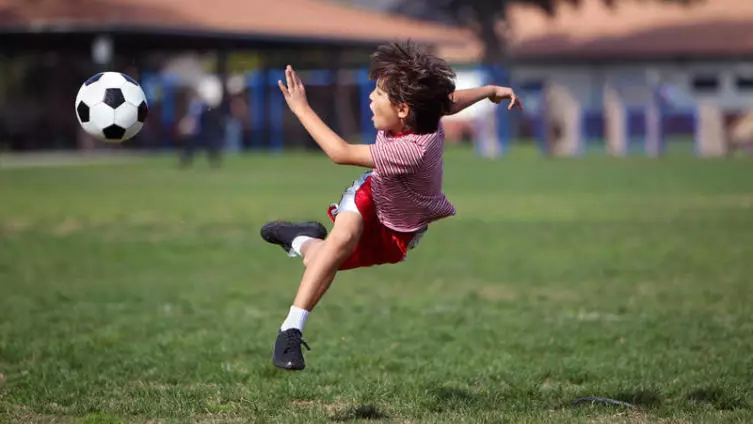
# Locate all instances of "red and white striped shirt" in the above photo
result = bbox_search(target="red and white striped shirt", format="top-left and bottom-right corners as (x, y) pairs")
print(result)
(368, 126), (456, 233)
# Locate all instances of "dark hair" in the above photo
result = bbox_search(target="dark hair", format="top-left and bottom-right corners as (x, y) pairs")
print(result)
(369, 41), (456, 134)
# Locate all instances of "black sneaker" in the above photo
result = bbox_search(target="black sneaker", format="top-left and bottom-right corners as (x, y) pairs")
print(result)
(260, 221), (327, 255)
(272, 329), (310, 370)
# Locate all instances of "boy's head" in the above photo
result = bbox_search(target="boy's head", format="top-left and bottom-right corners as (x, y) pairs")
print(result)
(368, 41), (456, 135)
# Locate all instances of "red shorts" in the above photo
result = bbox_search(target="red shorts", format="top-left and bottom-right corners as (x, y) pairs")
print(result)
(327, 173), (422, 271)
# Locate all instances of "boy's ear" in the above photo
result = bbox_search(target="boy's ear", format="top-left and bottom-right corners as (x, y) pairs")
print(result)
(396, 103), (410, 119)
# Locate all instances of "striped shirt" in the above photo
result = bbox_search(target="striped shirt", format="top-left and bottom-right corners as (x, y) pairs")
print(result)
(368, 126), (456, 233)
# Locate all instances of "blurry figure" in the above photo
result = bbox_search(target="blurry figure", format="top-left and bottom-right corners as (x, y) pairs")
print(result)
(225, 93), (249, 153)
(178, 76), (225, 168)
(728, 109), (753, 155)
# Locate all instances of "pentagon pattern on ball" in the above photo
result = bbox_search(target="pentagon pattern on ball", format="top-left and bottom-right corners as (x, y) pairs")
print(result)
(120, 82), (145, 106)
(84, 72), (104, 86)
(120, 73), (139, 85)
(76, 102), (90, 123)
(103, 88), (126, 109)
(137, 101), (149, 122)
(75, 71), (149, 143)
(103, 124), (127, 140)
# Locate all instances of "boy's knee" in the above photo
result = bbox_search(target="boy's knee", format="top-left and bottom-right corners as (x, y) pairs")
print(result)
(325, 211), (363, 259)
(326, 231), (359, 255)
(302, 254), (312, 268)
(302, 250), (320, 268)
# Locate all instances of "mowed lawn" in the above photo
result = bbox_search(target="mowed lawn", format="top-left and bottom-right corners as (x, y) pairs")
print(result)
(1, 147), (752, 423)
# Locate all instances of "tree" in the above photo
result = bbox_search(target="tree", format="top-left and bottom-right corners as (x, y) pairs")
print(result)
(389, 0), (701, 65)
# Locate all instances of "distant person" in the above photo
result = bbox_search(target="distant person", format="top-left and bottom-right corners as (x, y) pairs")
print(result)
(729, 109), (753, 155)
(179, 77), (225, 168)
(259, 41), (523, 371)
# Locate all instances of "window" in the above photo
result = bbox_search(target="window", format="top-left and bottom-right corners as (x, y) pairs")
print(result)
(691, 75), (719, 93)
(735, 75), (753, 90)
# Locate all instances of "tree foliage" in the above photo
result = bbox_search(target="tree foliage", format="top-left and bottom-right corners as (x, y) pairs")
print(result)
(390, 0), (701, 63)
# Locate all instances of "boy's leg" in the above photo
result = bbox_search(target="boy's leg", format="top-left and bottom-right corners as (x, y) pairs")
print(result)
(272, 212), (363, 371)
(179, 135), (197, 167)
(299, 238), (324, 268)
(292, 211), (362, 311)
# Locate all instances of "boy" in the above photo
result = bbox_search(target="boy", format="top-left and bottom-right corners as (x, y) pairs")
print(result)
(262, 41), (522, 371)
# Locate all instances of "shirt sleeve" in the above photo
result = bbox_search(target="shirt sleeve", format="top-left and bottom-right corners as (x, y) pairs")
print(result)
(369, 140), (424, 176)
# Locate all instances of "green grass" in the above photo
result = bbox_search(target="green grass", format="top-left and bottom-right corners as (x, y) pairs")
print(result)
(1, 146), (753, 423)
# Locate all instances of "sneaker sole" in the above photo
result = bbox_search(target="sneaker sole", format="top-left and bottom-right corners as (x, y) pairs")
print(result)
(260, 221), (328, 245)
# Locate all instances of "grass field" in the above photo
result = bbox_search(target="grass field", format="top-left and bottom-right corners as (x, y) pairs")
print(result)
(1, 147), (753, 423)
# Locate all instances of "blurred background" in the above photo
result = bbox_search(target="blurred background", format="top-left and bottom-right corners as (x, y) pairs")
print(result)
(2, 0), (752, 160)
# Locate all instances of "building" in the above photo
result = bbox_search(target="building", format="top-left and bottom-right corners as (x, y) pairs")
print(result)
(0, 0), (474, 151)
(431, 0), (753, 154)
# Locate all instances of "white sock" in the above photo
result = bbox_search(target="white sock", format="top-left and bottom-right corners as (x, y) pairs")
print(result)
(280, 305), (310, 332)
(290, 235), (314, 257)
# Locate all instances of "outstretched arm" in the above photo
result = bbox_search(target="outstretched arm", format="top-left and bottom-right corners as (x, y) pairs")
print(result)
(448, 85), (523, 115)
(278, 65), (373, 168)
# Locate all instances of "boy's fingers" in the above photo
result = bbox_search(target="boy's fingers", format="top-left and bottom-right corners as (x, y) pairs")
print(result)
(508, 96), (522, 110)
(285, 67), (296, 90)
(278, 80), (288, 95)
(291, 65), (302, 89)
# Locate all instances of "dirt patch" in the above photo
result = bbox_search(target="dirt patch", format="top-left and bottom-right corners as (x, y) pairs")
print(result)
(2, 219), (30, 236)
(51, 220), (83, 236)
(531, 287), (578, 302)
(478, 285), (517, 301)
(291, 398), (349, 415)
(185, 414), (248, 424)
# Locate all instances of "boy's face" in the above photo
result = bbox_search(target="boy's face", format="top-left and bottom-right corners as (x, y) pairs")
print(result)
(369, 80), (409, 133)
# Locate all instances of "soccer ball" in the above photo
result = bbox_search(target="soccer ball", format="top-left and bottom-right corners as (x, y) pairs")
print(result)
(75, 72), (149, 143)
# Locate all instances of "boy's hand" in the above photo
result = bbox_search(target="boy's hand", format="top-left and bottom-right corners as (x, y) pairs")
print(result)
(278, 65), (310, 116)
(489, 86), (523, 110)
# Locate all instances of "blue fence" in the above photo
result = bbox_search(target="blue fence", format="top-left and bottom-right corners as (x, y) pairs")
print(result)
(140, 67), (699, 156)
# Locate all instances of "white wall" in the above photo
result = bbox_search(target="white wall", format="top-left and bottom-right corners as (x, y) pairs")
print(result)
(512, 61), (753, 111)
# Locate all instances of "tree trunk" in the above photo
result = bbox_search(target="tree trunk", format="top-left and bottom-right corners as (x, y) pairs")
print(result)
(475, 9), (510, 157)
(478, 5), (508, 66)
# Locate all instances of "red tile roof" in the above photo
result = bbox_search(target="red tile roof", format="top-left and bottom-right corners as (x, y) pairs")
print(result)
(509, 0), (753, 60)
(5, 0), (744, 63)
(437, 0), (753, 63)
(0, 0), (475, 47)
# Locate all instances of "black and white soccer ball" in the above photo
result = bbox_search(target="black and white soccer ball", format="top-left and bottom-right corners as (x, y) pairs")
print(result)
(75, 72), (149, 143)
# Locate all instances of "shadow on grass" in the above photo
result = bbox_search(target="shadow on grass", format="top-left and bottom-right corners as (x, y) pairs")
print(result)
(686, 386), (748, 411)
(328, 384), (744, 421)
(331, 404), (388, 421)
(567, 388), (662, 410)
(608, 389), (663, 408)
(425, 386), (482, 413)
(328, 386), (484, 421)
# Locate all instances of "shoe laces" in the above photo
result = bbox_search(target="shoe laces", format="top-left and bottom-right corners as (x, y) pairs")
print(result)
(285, 330), (311, 352)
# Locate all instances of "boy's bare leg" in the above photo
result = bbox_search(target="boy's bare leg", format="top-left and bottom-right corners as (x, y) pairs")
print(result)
(297, 213), (362, 311)
(272, 212), (363, 370)
(300, 238), (324, 268)
(292, 212), (362, 310)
